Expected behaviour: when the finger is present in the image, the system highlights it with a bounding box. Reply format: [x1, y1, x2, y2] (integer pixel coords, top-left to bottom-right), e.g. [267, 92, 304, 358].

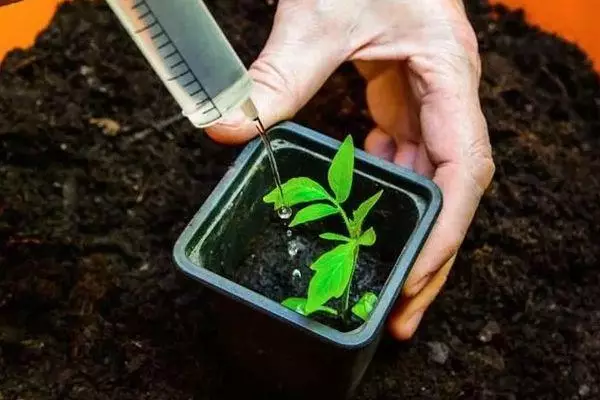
[364, 127, 396, 162]
[403, 152, 488, 297]
[355, 60, 421, 145]
[388, 254, 455, 340]
[413, 143, 434, 178]
[205, 6, 347, 145]
[392, 140, 418, 169]
[402, 57, 494, 296]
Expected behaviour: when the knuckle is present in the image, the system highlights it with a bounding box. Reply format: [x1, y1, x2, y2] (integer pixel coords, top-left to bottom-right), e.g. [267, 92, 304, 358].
[469, 149, 496, 195]
[468, 155, 495, 196]
[472, 113, 496, 189]
[479, 155, 496, 190]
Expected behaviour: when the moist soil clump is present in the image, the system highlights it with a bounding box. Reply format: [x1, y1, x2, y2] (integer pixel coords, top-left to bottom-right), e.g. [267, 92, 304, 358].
[1, 0, 600, 399]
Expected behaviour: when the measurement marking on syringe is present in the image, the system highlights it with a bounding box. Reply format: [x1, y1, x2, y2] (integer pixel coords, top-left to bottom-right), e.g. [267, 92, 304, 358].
[138, 9, 151, 20]
[156, 41, 172, 51]
[188, 88, 203, 97]
[167, 70, 192, 81]
[135, 20, 158, 34]
[150, 31, 165, 40]
[169, 60, 185, 69]
[182, 79, 196, 88]
[130, 0, 221, 119]
[163, 49, 178, 59]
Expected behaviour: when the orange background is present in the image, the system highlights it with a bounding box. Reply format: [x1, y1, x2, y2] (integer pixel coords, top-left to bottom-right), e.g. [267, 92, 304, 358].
[0, 0, 599, 71]
[0, 0, 67, 61]
[492, 0, 599, 70]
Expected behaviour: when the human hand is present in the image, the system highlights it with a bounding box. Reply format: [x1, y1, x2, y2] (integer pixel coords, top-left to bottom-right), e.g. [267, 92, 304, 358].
[205, 0, 495, 340]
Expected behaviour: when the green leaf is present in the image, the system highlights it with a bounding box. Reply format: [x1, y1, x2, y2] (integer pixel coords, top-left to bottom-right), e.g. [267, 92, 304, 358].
[289, 203, 338, 227]
[351, 292, 378, 321]
[319, 232, 351, 242]
[327, 135, 354, 203]
[358, 227, 376, 246]
[351, 190, 383, 234]
[281, 297, 338, 316]
[263, 177, 330, 209]
[306, 242, 357, 314]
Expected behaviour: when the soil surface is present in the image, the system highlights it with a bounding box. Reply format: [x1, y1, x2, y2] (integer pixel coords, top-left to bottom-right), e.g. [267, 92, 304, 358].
[1, 1, 599, 399]
[233, 205, 391, 332]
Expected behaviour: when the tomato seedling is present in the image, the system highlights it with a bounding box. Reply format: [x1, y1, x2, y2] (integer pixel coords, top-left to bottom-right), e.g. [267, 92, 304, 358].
[263, 135, 382, 322]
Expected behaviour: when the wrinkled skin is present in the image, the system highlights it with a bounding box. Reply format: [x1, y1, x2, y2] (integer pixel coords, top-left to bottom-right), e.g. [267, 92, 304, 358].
[206, 0, 495, 340]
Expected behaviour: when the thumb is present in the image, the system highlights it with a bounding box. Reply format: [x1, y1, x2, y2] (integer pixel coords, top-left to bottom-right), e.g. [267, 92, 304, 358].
[205, 7, 346, 144]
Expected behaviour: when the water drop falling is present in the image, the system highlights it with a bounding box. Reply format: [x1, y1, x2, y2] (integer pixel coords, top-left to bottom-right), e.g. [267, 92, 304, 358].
[277, 206, 292, 220]
[287, 240, 299, 257]
[286, 230, 292, 238]
[292, 269, 301, 280]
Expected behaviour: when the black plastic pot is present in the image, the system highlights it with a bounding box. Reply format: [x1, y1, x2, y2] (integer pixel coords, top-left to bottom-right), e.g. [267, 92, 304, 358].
[173, 122, 442, 399]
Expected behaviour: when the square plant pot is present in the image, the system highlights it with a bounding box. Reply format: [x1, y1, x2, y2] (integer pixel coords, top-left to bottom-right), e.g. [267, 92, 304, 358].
[173, 121, 442, 399]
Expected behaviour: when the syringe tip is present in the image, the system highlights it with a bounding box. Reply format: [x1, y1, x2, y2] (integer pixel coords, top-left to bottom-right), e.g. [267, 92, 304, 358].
[240, 98, 259, 121]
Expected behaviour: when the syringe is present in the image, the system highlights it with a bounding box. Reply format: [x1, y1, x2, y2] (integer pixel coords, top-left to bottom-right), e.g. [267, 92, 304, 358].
[105, 0, 259, 127]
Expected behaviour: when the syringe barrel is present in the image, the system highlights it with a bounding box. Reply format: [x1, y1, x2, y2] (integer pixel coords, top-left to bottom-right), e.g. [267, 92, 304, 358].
[106, 0, 253, 127]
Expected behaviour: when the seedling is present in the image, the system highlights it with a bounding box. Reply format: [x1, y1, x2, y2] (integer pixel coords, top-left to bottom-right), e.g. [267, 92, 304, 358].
[263, 135, 383, 322]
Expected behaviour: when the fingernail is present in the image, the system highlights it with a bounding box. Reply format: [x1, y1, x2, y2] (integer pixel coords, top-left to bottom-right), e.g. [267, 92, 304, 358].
[216, 107, 248, 129]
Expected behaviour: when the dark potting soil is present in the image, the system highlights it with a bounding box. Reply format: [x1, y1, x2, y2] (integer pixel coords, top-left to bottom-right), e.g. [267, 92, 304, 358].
[1, 0, 600, 399]
[232, 207, 390, 332]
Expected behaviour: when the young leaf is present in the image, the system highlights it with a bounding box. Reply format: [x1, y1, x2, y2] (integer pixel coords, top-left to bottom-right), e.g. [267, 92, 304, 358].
[281, 297, 338, 316]
[263, 177, 330, 209]
[289, 203, 338, 227]
[351, 292, 378, 321]
[319, 232, 351, 242]
[351, 190, 383, 234]
[327, 135, 354, 204]
[306, 242, 357, 314]
[358, 227, 376, 246]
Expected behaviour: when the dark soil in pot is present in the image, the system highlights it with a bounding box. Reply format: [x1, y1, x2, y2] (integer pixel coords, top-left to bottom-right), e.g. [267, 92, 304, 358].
[1, 0, 600, 399]
[232, 211, 387, 332]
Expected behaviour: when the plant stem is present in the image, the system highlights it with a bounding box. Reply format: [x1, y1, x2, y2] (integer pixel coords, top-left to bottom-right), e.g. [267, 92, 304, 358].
[341, 245, 360, 319]
[328, 197, 361, 319]
[333, 201, 353, 236]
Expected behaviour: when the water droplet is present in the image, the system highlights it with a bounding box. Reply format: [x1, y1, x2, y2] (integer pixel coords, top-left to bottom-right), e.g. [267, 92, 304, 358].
[286, 230, 292, 237]
[277, 206, 292, 220]
[292, 269, 301, 279]
[287, 240, 299, 257]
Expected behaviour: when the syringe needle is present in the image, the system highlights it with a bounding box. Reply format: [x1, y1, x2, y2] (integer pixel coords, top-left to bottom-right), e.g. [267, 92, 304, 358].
[241, 98, 287, 210]
[254, 116, 266, 135]
[240, 97, 268, 135]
